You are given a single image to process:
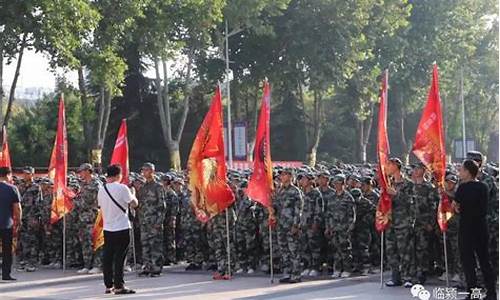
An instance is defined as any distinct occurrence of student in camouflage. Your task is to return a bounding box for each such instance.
[360,177,381,268]
[316,171,335,273]
[350,187,375,275]
[298,172,323,277]
[276,168,303,284]
[324,174,356,278]
[160,174,178,265]
[137,163,166,276]
[384,158,415,288]
[410,163,439,284]
[18,166,42,272]
[235,181,258,274]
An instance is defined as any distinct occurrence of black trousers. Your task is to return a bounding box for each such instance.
[0,228,13,278]
[459,222,496,294]
[103,229,130,289]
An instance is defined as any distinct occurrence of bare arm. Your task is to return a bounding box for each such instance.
[13,202,22,232]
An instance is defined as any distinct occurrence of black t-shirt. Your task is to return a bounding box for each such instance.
[0,181,21,229]
[455,180,489,229]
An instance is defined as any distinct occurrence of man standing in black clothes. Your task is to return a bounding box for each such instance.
[98,164,138,294]
[456,159,497,300]
[0,167,22,281]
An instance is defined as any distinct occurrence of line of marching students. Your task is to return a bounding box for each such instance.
[1,151,497,297]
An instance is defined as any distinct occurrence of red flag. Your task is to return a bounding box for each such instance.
[0,126,12,168]
[187,86,235,222]
[412,64,451,231]
[375,70,392,232]
[110,119,130,184]
[92,209,104,251]
[247,81,273,208]
[49,97,74,224]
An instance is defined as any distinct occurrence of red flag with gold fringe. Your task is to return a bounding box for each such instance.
[187,86,235,222]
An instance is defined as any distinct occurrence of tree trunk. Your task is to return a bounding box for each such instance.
[155,58,171,147]
[168,140,181,171]
[78,67,93,158]
[4,33,27,127]
[306,90,322,167]
[397,92,408,159]
[356,119,365,162]
[361,102,375,163]
[100,89,111,147]
[96,86,106,148]
[174,54,192,143]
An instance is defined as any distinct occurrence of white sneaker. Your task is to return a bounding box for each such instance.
[236,268,245,274]
[331,271,341,278]
[309,270,319,277]
[438,273,447,281]
[362,269,371,276]
[88,267,101,274]
[124,265,132,273]
[247,268,254,274]
[77,268,89,274]
[301,269,310,277]
[340,272,351,278]
[26,265,36,272]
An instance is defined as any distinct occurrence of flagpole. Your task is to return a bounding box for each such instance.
[225,208,232,278]
[443,231,449,287]
[225,20,233,169]
[63,212,66,272]
[269,225,274,284]
[460,68,466,158]
[380,231,384,288]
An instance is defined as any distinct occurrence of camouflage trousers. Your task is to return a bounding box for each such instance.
[385,226,413,281]
[44,222,63,265]
[140,225,164,272]
[67,223,83,266]
[443,230,463,277]
[258,223,279,269]
[19,222,41,266]
[207,222,235,274]
[163,216,176,263]
[369,226,381,267]
[277,226,301,279]
[352,224,372,271]
[235,222,257,270]
[301,226,322,271]
[330,229,353,273]
[412,227,431,277]
[77,222,101,269]
[183,224,205,265]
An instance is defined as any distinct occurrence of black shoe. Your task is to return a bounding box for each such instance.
[279,277,291,284]
[190,264,201,271]
[207,264,217,271]
[385,280,402,287]
[288,278,302,284]
[2,276,17,281]
[138,270,150,277]
[150,270,162,277]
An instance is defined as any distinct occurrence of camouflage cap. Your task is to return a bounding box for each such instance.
[317,170,331,178]
[77,163,93,173]
[332,174,346,183]
[361,176,373,186]
[388,157,402,169]
[280,167,295,175]
[141,162,155,171]
[412,162,426,169]
[22,166,35,174]
[445,174,458,183]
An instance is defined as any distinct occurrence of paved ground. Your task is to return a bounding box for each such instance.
[0,266,469,300]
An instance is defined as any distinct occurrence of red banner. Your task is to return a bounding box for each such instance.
[188,86,235,222]
[412,64,452,231]
[247,81,273,208]
[0,126,11,168]
[49,97,74,224]
[92,209,104,251]
[110,119,129,184]
[375,70,392,232]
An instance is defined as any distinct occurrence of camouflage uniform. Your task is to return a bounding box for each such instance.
[19,181,43,267]
[411,180,439,280]
[479,171,499,276]
[325,189,356,274]
[300,186,323,272]
[207,208,236,275]
[74,178,101,269]
[363,189,381,267]
[255,202,279,271]
[163,187,178,264]
[275,183,303,280]
[235,193,258,271]
[319,186,336,269]
[385,178,414,283]
[179,192,205,267]
[137,179,166,273]
[351,189,376,272]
